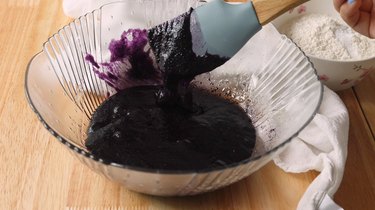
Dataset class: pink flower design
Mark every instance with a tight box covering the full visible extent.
[319,74,329,81]
[341,79,352,85]
[297,5,306,14]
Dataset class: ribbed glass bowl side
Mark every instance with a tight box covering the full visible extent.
[25,0,323,196]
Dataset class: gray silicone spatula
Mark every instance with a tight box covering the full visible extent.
[195,0,309,57]
[147,0,309,85]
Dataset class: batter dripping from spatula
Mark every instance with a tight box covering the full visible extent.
[85,0,309,170]
[85,9,256,170]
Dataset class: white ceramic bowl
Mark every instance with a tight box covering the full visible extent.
[25,0,322,196]
[272,0,375,91]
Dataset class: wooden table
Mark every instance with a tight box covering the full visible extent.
[1,0,374,209]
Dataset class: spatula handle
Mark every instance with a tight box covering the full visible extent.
[252,0,309,25]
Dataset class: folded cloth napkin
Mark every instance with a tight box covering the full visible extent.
[63,1,349,209]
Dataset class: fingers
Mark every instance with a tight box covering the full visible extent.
[333,0,373,38]
[359,0,372,12]
[333,0,347,12]
[339,0,362,28]
[370,19,375,38]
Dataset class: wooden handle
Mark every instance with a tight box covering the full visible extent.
[252,0,309,25]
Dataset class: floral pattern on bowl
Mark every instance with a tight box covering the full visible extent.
[288,5,307,14]
[319,74,329,82]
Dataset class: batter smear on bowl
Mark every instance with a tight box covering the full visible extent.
[85,9,256,170]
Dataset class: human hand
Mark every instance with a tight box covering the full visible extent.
[333,0,375,38]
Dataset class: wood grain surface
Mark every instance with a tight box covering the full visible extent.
[0,0,374,209]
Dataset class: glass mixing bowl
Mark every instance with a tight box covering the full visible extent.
[25,0,323,196]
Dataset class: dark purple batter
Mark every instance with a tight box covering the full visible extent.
[148,9,228,87]
[85,8,256,170]
[86,86,255,170]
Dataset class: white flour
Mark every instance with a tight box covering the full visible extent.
[280,14,375,60]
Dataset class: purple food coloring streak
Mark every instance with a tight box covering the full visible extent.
[85,29,163,91]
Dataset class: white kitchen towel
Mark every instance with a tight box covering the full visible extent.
[63,1,350,210]
[274,86,348,210]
